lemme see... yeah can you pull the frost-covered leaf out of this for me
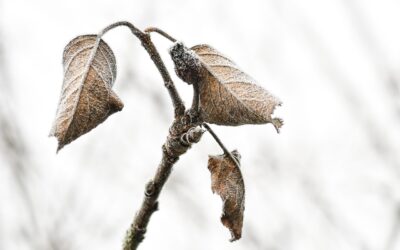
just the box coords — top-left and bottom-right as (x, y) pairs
(193, 44), (283, 130)
(208, 150), (245, 241)
(50, 35), (123, 152)
(170, 42), (283, 131)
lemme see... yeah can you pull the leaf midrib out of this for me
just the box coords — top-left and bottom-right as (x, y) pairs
(61, 37), (103, 143)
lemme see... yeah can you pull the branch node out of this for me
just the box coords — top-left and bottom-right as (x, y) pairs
(153, 201), (159, 212)
(134, 225), (147, 234)
(180, 126), (205, 147)
(144, 181), (155, 197)
(180, 133), (191, 147)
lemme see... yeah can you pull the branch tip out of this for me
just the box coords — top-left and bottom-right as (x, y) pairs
(145, 27), (177, 42)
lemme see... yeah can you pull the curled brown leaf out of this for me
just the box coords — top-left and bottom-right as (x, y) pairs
(208, 150), (244, 241)
(170, 42), (283, 132)
(50, 35), (123, 151)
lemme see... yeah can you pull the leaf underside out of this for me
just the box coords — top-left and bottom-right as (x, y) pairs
(208, 150), (245, 241)
(191, 45), (283, 131)
(50, 35), (123, 152)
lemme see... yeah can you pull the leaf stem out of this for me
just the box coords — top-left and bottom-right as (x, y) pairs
(98, 21), (185, 117)
(203, 123), (240, 168)
(203, 123), (228, 154)
(144, 27), (177, 42)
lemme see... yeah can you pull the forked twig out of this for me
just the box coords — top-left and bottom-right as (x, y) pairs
(99, 21), (185, 117)
(96, 21), (205, 250)
(86, 21), (244, 250)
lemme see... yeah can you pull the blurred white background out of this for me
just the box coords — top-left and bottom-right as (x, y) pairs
(1, 0), (400, 249)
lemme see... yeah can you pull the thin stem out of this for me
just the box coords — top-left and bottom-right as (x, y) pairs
(144, 27), (177, 42)
(203, 123), (228, 154)
(203, 123), (241, 168)
(99, 21), (143, 37)
(98, 21), (185, 117)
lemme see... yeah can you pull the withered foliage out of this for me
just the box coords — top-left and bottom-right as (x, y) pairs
(50, 23), (283, 247)
(208, 150), (244, 241)
(50, 35), (123, 151)
(170, 42), (283, 131)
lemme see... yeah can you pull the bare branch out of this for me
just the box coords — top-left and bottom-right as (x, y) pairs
(123, 117), (203, 250)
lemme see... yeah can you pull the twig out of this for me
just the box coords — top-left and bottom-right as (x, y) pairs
(99, 21), (185, 117)
(144, 27), (177, 42)
(202, 123), (228, 154)
(96, 21), (205, 250)
(123, 146), (173, 250)
(123, 118), (203, 250)
(203, 123), (240, 168)
(95, 21), (239, 249)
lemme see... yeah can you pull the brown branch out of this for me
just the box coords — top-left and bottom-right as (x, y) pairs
(99, 21), (185, 117)
(96, 21), (206, 250)
(123, 116), (203, 250)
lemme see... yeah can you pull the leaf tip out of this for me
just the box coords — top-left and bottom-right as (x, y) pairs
(109, 91), (124, 112)
(48, 129), (62, 153)
(56, 141), (64, 153)
(221, 215), (242, 242)
(272, 117), (284, 133)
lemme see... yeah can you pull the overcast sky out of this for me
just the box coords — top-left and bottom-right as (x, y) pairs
(1, 0), (400, 250)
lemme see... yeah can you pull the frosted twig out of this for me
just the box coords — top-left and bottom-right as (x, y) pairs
(96, 21), (207, 250)
(98, 21), (185, 117)
(144, 27), (177, 42)
(123, 116), (203, 250)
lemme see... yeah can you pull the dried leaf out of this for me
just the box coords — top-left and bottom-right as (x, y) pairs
(170, 42), (283, 132)
(50, 35), (123, 151)
(208, 150), (245, 241)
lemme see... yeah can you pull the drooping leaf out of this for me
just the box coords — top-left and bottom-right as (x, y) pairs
(208, 150), (245, 241)
(169, 42), (283, 132)
(50, 35), (123, 152)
